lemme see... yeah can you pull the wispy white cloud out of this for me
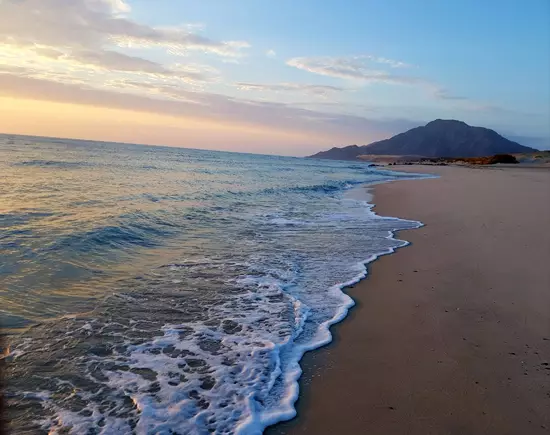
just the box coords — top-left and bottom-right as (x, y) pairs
(369, 56), (412, 69)
(286, 55), (487, 109)
(112, 33), (250, 58)
(432, 89), (468, 101)
(69, 49), (173, 74)
(286, 55), (422, 85)
(0, 44), (219, 87)
(0, 0), (249, 56)
(0, 0), (233, 94)
(235, 82), (346, 96)
(266, 49), (277, 58)
(0, 0), (250, 69)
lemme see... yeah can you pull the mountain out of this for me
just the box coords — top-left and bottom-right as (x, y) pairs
(309, 119), (537, 160)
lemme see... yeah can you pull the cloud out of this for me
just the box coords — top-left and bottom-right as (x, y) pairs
(105, 0), (131, 14)
(432, 89), (468, 101)
(64, 50), (218, 83)
(0, 45), (219, 89)
(235, 82), (346, 96)
(266, 49), (276, 58)
(70, 49), (173, 74)
(0, 0), (231, 90)
(32, 47), (65, 60)
(0, 0), (249, 60)
(287, 55), (423, 85)
(286, 55), (500, 111)
(364, 56), (412, 69)
(112, 33), (250, 58)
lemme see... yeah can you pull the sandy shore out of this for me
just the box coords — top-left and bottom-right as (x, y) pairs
(269, 165), (550, 435)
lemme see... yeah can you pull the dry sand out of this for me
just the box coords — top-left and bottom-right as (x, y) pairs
(269, 165), (550, 435)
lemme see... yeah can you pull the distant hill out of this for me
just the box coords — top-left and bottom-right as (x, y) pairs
(310, 145), (363, 161)
(309, 119), (537, 160)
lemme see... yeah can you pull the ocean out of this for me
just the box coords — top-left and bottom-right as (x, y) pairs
(1, 134), (426, 434)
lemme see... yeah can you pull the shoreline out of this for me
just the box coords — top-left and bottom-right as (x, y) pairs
(269, 165), (550, 434)
(254, 176), (428, 433)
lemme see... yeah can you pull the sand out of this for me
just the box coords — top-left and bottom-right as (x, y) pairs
(269, 165), (550, 435)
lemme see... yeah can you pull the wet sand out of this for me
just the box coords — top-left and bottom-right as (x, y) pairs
(270, 165), (550, 435)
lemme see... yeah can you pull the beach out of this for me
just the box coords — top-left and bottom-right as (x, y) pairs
(270, 165), (550, 434)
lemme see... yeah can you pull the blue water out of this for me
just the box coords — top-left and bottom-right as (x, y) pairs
(1, 134), (424, 434)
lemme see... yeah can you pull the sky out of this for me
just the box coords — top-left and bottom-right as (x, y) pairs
(0, 0), (549, 156)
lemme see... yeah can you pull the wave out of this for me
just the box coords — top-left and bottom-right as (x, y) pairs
(14, 160), (93, 169)
(0, 210), (57, 226)
(44, 212), (179, 254)
(228, 180), (362, 198)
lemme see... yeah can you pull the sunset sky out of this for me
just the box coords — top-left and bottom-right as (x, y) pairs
(0, 0), (548, 155)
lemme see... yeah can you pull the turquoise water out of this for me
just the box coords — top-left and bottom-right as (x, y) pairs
(1, 134), (424, 434)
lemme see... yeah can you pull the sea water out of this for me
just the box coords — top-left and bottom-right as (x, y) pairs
(1, 134), (426, 434)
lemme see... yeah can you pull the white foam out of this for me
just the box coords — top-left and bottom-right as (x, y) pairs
(234, 187), (424, 433)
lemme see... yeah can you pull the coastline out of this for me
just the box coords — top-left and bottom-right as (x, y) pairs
(269, 165), (550, 434)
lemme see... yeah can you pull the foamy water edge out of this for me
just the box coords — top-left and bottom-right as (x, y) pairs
(248, 175), (432, 434)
